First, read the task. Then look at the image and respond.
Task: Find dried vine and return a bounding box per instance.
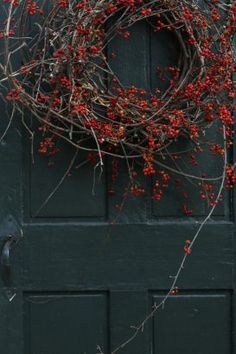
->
[1,1,235,202]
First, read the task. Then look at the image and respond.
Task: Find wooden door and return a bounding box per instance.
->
[0,10,234,354]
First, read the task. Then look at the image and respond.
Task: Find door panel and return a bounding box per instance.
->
[24,293,108,354]
[151,127,230,219]
[151,292,232,354]
[28,147,107,219]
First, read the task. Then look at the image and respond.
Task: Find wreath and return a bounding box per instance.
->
[1,0,236,212]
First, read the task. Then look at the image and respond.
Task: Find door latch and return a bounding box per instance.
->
[1,235,20,301]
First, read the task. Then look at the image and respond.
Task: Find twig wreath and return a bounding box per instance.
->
[0,0,235,352]
[1,0,235,204]
[0,0,235,216]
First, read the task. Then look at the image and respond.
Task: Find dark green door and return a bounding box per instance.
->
[0,16,234,354]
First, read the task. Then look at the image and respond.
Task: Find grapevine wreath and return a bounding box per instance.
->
[0,0,236,214]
